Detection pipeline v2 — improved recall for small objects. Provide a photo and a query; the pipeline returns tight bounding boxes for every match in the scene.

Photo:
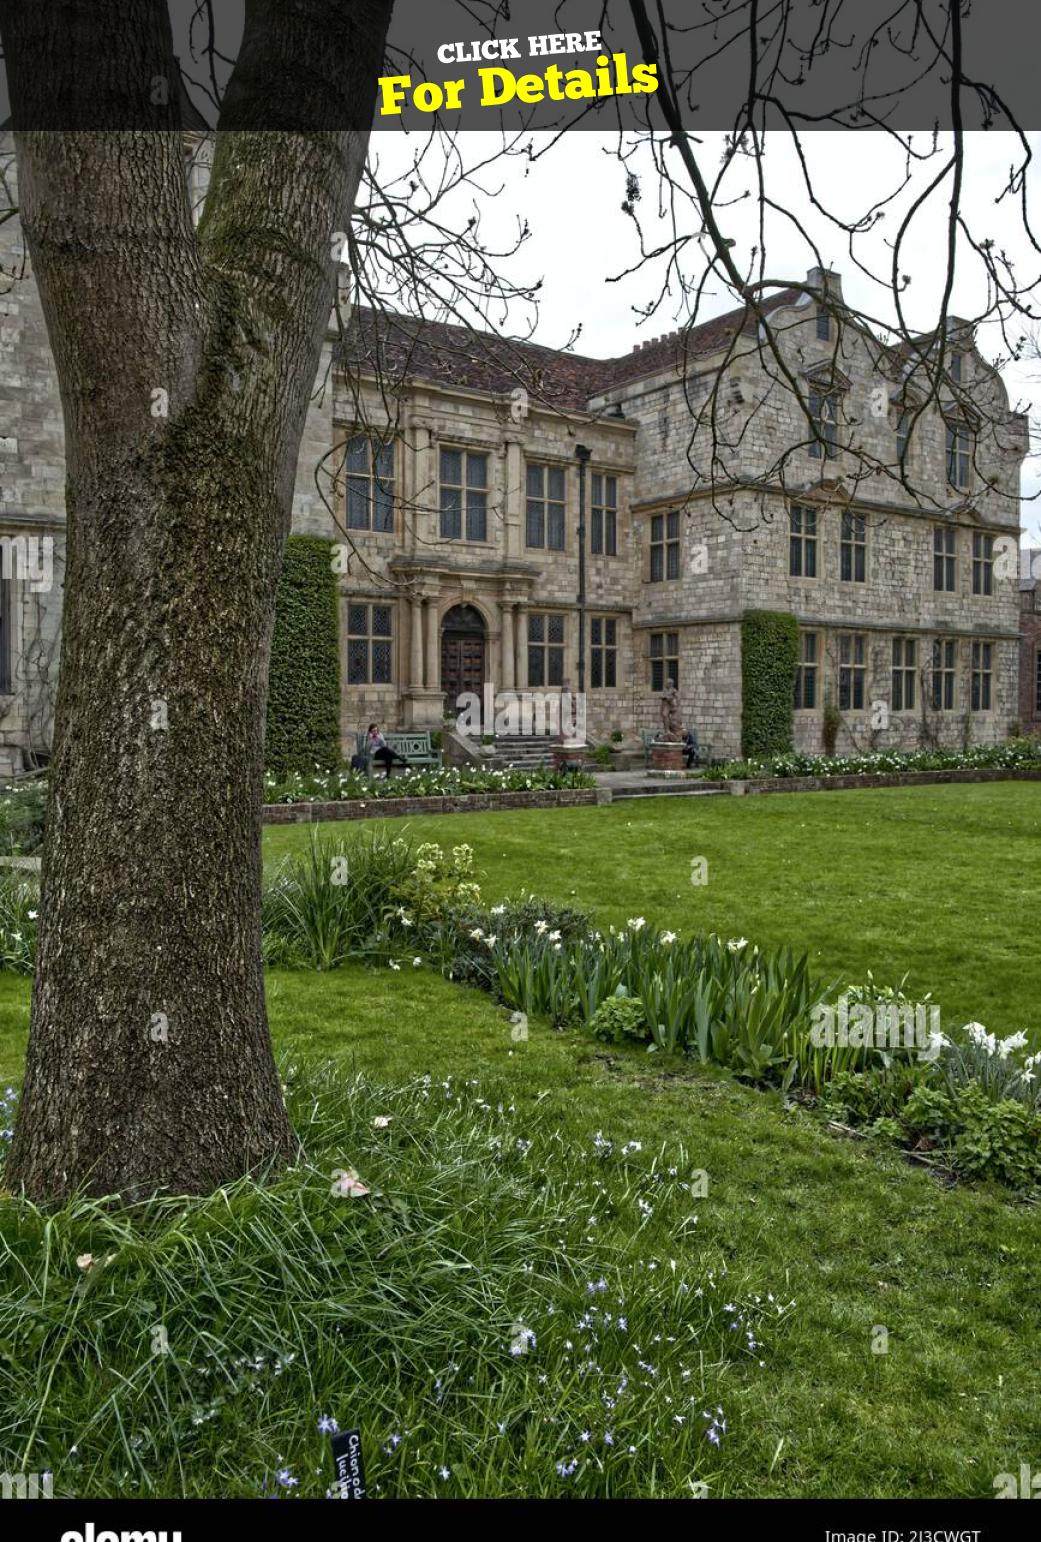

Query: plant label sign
[331,1428,367,1499]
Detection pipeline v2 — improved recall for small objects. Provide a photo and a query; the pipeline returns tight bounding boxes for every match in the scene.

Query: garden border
[692,766,1041,795]
[262,786,608,823]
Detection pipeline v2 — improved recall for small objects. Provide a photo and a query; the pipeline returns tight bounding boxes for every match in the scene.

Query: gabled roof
[338,289,804,411]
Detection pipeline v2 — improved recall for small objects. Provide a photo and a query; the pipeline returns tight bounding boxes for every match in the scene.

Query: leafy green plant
[902,1083,958,1141]
[741,610,799,758]
[951,1095,1041,1187]
[261,829,419,970]
[591,745,614,768]
[265,535,341,774]
[589,992,647,1043]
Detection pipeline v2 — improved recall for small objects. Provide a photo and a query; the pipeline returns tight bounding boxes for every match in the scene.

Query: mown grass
[0,783,1039,1497]
[262,781,1041,1035]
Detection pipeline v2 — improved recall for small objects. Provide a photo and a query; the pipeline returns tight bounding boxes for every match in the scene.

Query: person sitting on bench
[682,729,700,769]
[366,722,410,779]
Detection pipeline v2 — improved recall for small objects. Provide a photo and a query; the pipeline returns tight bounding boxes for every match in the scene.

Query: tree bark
[0,0,392,1200]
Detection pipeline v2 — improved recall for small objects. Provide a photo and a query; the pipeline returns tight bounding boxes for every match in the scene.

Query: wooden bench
[355,730,442,775]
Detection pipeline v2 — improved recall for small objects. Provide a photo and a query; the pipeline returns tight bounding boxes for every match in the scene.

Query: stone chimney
[806,265,843,301]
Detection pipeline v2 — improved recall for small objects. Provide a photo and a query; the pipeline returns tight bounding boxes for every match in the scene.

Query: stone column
[501,602,515,690]
[424,598,439,692]
[409,598,424,688]
[513,603,526,689]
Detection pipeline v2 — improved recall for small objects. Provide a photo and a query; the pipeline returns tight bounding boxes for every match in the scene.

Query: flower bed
[697,737,1041,782]
[264,764,595,803]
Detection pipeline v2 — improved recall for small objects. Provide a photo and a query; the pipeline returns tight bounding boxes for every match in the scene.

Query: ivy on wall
[265,535,341,772]
[741,609,799,758]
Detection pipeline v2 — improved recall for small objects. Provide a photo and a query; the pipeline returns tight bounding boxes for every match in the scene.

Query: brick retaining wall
[263,787,606,823]
[262,767,1041,822]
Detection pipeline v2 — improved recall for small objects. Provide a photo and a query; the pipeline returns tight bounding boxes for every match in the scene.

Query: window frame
[438,445,489,543]
[840,510,867,584]
[972,532,995,596]
[930,637,957,711]
[794,631,819,710]
[837,632,866,711]
[789,504,818,578]
[525,462,566,551]
[649,510,680,582]
[590,473,618,557]
[346,600,394,685]
[649,631,680,694]
[808,389,839,458]
[970,640,993,712]
[933,525,956,592]
[891,636,917,712]
[344,432,396,534]
[946,421,972,490]
[590,615,619,689]
[527,611,566,688]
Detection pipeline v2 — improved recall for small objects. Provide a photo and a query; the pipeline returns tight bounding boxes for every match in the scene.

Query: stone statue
[659,679,683,739]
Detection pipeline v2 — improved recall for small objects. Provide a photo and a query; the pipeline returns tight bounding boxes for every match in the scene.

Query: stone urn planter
[553,742,586,772]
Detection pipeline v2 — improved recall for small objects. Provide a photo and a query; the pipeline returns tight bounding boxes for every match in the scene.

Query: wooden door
[441,632,485,713]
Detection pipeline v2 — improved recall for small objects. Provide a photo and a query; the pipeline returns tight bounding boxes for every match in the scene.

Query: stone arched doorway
[440,603,486,714]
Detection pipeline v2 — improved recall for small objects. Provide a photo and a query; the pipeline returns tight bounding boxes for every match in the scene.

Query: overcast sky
[367,129,1041,543]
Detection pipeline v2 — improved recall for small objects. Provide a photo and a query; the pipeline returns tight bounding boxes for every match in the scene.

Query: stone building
[332,270,1027,759]
[1019,548,1041,737]
[0,222,1028,768]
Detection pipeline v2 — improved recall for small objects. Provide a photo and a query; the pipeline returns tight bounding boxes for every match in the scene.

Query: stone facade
[1019,549,1041,737]
[0,188,1028,770]
[0,148,66,776]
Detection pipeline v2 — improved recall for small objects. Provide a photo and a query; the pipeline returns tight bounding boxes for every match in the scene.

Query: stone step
[611,784,723,800]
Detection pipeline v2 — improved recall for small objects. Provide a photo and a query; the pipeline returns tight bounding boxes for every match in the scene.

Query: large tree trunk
[0,0,391,1201]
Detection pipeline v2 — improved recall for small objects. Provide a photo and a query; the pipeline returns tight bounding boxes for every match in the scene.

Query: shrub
[265,535,341,774]
[741,610,799,758]
[951,1095,1041,1188]
[589,993,647,1044]
[902,1083,958,1142]
[590,745,614,768]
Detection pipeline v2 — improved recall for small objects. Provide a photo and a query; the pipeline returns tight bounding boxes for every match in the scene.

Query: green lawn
[1,783,1038,1497]
[263,781,1040,1035]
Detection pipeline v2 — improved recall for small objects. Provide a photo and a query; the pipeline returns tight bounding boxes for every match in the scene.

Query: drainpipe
[576,443,591,702]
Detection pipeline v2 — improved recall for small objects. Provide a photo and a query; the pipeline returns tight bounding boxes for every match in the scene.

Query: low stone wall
[702,766,1041,796]
[263,787,606,823]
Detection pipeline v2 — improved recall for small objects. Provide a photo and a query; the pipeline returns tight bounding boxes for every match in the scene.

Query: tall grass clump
[261,829,420,969]
[0,871,38,974]
[0,1062,791,1498]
